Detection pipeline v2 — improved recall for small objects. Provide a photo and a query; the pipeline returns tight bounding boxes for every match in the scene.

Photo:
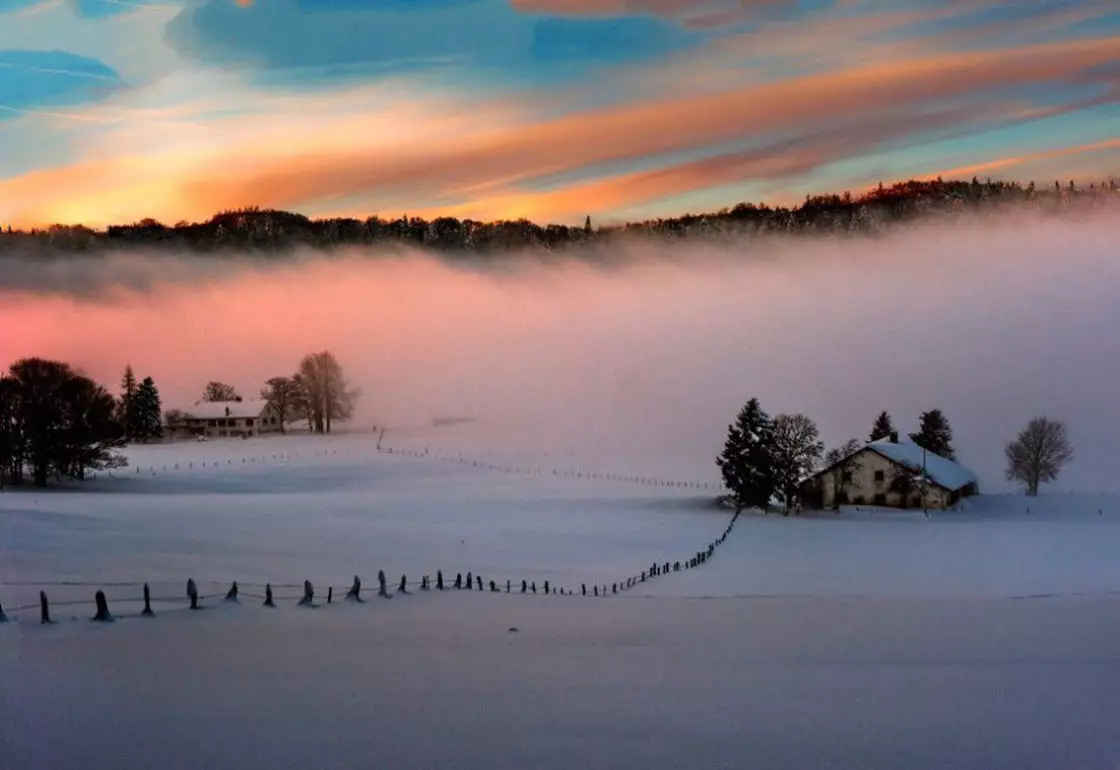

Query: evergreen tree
[716,398,776,512]
[134,377,163,441]
[869,411,895,442]
[909,409,955,460]
[119,365,139,440]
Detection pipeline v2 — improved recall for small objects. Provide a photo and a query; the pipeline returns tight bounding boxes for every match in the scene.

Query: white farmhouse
[178,399,282,440]
[801,434,979,511]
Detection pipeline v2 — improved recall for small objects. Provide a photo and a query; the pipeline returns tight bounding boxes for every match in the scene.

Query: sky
[0,0,1117,228]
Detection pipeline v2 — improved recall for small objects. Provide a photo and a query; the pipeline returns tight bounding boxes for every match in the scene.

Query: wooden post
[0,599,7,623]
[437,571,445,590]
[378,570,389,597]
[489,580,497,592]
[327,586,333,604]
[506,580,511,593]
[544,580,550,595]
[593,586,598,597]
[92,590,113,622]
[455,573,462,590]
[187,578,199,610]
[466,572,473,591]
[521,580,527,594]
[264,583,276,608]
[582,584,586,596]
[225,581,239,601]
[40,591,51,624]
[421,576,430,591]
[531,582,537,594]
[142,583,155,617]
[399,575,409,594]
[476,575,482,591]
[347,575,363,602]
[298,580,315,606]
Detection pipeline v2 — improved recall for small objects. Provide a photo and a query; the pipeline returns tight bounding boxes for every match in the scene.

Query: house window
[873,493,887,506]
[874,470,885,482]
[208,419,217,427]
[245,418,254,427]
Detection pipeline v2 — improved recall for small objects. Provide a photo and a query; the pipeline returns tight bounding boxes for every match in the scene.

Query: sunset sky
[1,0,1118,227]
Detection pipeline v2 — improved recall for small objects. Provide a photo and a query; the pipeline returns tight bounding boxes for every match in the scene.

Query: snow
[3,432,1120,769]
[867,437,979,491]
[181,398,269,419]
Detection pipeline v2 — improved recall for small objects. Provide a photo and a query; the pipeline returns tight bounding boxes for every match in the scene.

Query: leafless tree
[771,414,824,514]
[297,351,360,434]
[260,376,299,434]
[202,381,240,402]
[1005,417,1073,496]
[824,438,863,509]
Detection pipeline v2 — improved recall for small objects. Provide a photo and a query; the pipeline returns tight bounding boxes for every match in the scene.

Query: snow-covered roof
[183,399,270,420]
[865,438,978,491]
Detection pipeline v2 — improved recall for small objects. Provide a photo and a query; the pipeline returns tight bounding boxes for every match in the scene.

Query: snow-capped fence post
[187,579,199,610]
[476,575,482,591]
[378,571,390,598]
[581,584,586,596]
[225,582,239,602]
[298,580,315,607]
[506,580,511,593]
[490,580,497,592]
[521,580,527,594]
[593,586,598,597]
[347,576,363,602]
[421,576,430,591]
[263,583,275,608]
[142,583,155,617]
[531,582,537,594]
[544,581,550,595]
[92,590,113,622]
[40,591,51,624]
[398,575,409,595]
[466,572,473,591]
[455,573,462,590]
[437,571,445,590]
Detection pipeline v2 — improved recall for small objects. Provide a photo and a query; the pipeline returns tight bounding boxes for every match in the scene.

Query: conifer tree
[869,411,895,442]
[909,409,955,460]
[716,398,776,512]
[119,365,139,440]
[134,377,163,441]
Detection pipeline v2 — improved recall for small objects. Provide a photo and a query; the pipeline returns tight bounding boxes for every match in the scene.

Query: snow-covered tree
[771,414,824,513]
[909,409,955,460]
[1005,417,1073,496]
[716,398,775,512]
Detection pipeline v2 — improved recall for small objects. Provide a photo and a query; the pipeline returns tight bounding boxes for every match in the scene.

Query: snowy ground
[3,432,1120,769]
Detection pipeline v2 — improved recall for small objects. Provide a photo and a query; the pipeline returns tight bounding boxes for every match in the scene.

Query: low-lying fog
[3,215,1118,491]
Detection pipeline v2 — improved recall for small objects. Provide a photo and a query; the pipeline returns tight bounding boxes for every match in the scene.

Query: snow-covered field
[4,432,1120,769]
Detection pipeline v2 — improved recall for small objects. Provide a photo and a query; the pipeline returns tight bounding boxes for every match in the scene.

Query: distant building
[800,434,979,511]
[177,399,282,440]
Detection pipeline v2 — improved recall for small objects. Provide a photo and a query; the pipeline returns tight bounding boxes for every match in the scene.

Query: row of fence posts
[0,512,743,626]
[381,444,721,492]
[100,447,347,480]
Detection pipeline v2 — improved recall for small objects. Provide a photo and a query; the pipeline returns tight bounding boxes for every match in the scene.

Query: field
[3,430,1120,769]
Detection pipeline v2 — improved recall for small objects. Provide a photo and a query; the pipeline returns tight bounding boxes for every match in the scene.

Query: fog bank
[3,218,1118,491]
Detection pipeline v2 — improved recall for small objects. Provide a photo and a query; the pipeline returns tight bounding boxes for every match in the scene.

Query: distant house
[800,434,979,511]
[178,399,282,440]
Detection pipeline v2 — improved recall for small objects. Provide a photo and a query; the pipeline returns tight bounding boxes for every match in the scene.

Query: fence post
[298,580,315,606]
[531,582,537,594]
[378,570,390,598]
[226,581,239,601]
[506,580,511,593]
[582,584,586,596]
[40,591,51,624]
[476,575,482,591]
[399,575,409,595]
[521,580,527,594]
[593,586,598,597]
[422,576,430,591]
[544,580,550,595]
[437,571,445,590]
[187,578,199,610]
[0,600,7,623]
[466,572,473,591]
[455,573,462,590]
[92,590,114,622]
[327,586,333,604]
[142,583,155,616]
[347,576,363,602]
[490,580,497,592]
[264,583,275,608]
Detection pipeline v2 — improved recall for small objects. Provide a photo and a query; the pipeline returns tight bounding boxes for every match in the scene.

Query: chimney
[225,406,231,417]
[889,431,899,443]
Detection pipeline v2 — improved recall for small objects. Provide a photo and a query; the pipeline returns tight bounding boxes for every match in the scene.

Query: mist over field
[3,215,1118,491]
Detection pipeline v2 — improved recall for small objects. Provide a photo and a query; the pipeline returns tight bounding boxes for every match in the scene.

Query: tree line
[2,177,1116,257]
[717,401,1073,512]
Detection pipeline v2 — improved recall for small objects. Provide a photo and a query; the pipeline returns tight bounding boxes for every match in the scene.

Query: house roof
[864,438,978,491]
[183,399,270,420]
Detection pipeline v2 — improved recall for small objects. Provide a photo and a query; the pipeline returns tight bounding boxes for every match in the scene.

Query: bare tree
[770,414,824,514]
[297,351,359,434]
[1005,417,1073,496]
[260,376,299,434]
[202,381,240,402]
[824,438,863,510]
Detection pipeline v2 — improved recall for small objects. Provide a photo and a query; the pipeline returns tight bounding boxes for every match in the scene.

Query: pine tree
[119,365,139,440]
[909,409,955,460]
[134,377,163,441]
[869,411,895,442]
[716,398,776,512]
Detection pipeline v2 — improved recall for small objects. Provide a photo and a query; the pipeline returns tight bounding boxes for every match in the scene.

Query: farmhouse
[178,399,282,440]
[801,434,979,511]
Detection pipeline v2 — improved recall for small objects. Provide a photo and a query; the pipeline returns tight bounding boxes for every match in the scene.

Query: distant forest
[2,178,1116,257]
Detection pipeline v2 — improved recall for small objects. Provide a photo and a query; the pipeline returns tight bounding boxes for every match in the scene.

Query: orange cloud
[1,35,1117,228]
